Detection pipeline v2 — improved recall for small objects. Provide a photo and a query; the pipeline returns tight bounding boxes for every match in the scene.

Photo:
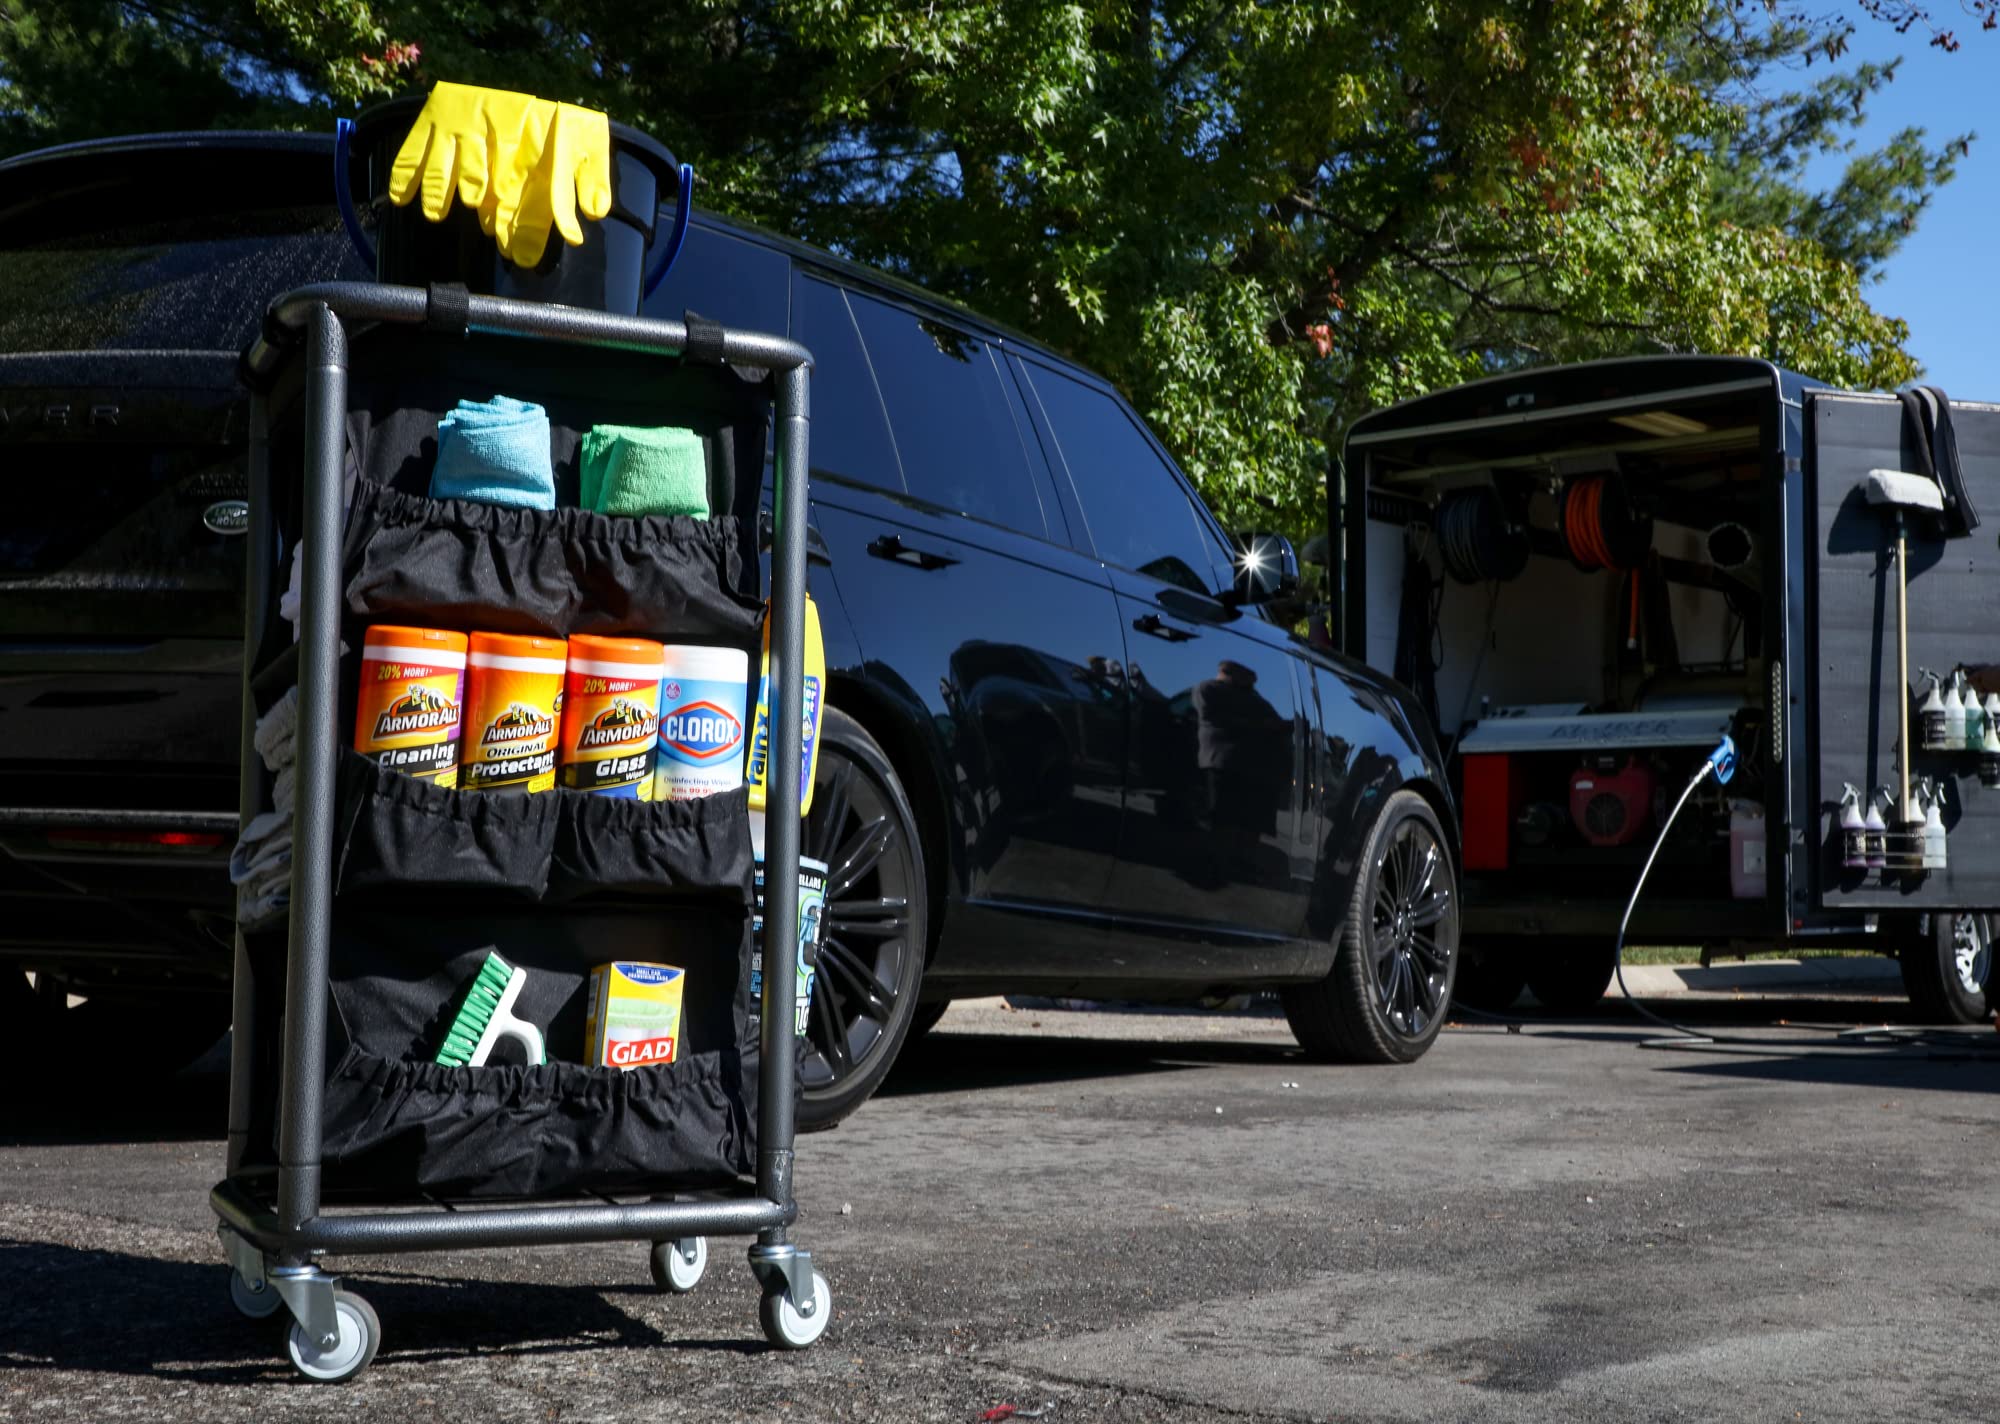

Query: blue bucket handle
[644,162,695,298]
[334,117,378,271]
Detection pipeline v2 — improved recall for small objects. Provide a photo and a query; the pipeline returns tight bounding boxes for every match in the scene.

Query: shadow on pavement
[1463,997,2000,1095]
[880,1028,1296,1102]
[0,1062,227,1148]
[0,1238,758,1382]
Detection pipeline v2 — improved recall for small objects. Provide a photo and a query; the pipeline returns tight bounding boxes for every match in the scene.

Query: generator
[1332,357,2000,1019]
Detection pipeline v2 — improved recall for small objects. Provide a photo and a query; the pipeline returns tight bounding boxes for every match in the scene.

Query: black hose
[1437,488,1527,585]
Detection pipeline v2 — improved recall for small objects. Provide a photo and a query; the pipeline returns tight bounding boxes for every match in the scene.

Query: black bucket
[335,94,690,315]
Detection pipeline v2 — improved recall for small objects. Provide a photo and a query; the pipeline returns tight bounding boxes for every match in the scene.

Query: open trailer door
[1806,389,2000,913]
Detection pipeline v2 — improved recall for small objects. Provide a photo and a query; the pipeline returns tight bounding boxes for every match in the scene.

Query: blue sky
[1822,25,1998,394]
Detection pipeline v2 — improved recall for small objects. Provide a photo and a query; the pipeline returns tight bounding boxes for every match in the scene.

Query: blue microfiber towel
[430,395,556,510]
[579,424,709,519]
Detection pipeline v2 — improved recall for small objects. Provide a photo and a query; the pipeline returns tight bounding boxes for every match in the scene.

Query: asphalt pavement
[3,982,1997,1422]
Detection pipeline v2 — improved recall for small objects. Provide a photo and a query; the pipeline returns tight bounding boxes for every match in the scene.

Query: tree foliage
[0,1,1979,535]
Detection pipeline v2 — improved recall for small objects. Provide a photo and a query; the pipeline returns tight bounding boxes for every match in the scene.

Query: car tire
[1523,939,1619,1014]
[798,708,930,1132]
[1282,789,1457,1064]
[1899,913,1993,1024]
[905,999,951,1044]
[1452,939,1528,1013]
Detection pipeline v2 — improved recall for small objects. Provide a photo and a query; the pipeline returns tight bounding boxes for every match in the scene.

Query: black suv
[0,131,1457,1125]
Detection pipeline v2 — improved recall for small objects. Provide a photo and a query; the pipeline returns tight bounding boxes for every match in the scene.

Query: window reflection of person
[1193,659,1283,838]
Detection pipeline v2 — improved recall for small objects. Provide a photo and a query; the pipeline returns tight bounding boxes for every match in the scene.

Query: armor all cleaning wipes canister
[354,625,468,786]
[654,645,750,801]
[585,961,685,1069]
[462,632,566,793]
[558,634,664,798]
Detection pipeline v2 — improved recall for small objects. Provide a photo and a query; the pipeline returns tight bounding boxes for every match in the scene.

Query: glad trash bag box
[585,961,685,1070]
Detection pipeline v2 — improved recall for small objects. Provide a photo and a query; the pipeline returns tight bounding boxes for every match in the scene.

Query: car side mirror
[1228,531,1300,606]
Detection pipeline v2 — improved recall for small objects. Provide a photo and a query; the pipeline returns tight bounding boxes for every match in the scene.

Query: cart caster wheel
[286,1289,380,1384]
[650,1236,707,1294]
[759,1270,832,1350]
[228,1269,285,1320]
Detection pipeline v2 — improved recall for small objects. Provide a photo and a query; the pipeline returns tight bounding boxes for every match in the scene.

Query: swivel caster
[758,1269,832,1350]
[227,1269,285,1320]
[285,1289,380,1384]
[650,1236,708,1294]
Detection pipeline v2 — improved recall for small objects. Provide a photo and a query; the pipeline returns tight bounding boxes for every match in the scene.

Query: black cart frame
[209,281,821,1368]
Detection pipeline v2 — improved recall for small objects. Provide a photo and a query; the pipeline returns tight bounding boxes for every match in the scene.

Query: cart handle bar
[242,281,811,388]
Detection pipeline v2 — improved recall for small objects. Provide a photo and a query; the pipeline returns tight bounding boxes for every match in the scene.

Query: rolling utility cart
[210,279,825,1381]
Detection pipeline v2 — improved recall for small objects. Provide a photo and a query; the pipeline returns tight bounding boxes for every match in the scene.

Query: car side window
[846,292,1048,538]
[643,222,789,339]
[1022,362,1221,596]
[791,278,902,492]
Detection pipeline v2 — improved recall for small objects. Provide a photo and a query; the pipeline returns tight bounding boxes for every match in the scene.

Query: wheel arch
[824,673,952,967]
[1302,765,1459,977]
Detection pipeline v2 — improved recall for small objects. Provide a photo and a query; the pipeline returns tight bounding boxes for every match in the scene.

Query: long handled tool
[1865,468,1945,844]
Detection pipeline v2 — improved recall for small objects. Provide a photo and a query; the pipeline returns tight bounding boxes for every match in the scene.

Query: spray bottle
[1981,693,2000,787]
[1917,670,1948,751]
[1961,670,1985,752]
[1944,672,1967,750]
[1838,783,1868,871]
[1863,788,1889,874]
[1920,778,1948,872]
[744,593,826,851]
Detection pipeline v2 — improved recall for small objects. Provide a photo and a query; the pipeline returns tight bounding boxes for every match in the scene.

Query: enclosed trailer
[1334,356,1998,1019]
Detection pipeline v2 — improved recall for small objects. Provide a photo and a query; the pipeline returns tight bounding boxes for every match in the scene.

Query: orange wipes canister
[462,632,567,794]
[354,625,468,786]
[558,634,664,799]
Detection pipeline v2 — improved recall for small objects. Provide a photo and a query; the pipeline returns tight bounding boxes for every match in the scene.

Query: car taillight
[41,829,226,852]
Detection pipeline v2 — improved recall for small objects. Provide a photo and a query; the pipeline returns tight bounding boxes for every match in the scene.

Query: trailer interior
[1340,359,2000,1017]
[1341,366,1798,1006]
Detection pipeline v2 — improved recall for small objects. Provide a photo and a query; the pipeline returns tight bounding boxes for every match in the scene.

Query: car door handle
[867,534,958,571]
[1132,613,1198,643]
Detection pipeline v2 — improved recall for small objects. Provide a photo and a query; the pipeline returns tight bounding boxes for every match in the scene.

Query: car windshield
[0,204,360,354]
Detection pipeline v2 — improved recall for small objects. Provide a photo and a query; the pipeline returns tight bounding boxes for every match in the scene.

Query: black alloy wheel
[797,708,929,1131]
[1283,789,1458,1064]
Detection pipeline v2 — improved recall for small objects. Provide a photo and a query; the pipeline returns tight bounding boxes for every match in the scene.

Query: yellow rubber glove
[493,102,613,267]
[474,92,558,239]
[388,82,555,230]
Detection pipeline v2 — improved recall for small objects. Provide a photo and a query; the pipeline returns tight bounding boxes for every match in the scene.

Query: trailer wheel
[1899,913,1993,1025]
[1523,939,1618,1015]
[1283,791,1457,1063]
[1452,940,1527,1013]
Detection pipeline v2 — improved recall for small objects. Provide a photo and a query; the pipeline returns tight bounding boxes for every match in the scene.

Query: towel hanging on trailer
[1897,387,1978,538]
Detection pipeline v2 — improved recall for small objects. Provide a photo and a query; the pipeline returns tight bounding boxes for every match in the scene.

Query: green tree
[0,1,1978,535]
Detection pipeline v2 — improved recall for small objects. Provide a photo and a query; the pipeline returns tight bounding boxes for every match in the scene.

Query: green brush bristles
[435,951,516,1066]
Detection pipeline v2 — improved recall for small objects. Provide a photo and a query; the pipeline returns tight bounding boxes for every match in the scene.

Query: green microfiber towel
[579,424,709,519]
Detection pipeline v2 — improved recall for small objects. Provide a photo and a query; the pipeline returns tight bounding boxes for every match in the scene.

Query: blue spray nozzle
[1709,734,1738,785]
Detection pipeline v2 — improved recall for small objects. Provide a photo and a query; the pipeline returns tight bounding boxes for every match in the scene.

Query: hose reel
[1559,473,1652,572]
[1437,486,1530,585]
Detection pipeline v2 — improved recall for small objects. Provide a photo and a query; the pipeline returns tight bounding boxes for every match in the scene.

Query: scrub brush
[434,950,546,1067]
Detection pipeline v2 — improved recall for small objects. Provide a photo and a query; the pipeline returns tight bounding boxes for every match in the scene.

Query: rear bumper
[0,805,237,988]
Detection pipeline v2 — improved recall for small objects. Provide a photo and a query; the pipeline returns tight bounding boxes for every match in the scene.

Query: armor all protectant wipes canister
[557,634,665,798]
[654,645,751,801]
[462,632,567,793]
[354,625,469,786]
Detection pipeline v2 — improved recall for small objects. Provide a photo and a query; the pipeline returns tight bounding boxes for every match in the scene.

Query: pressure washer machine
[1331,357,1999,1021]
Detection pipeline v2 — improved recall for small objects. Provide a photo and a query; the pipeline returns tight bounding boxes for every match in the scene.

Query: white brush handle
[468,967,547,1066]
